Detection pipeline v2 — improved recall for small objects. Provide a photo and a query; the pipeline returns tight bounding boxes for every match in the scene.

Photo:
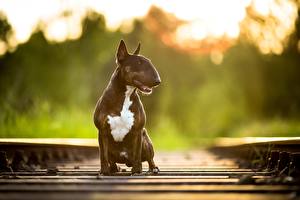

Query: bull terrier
[94,40,161,175]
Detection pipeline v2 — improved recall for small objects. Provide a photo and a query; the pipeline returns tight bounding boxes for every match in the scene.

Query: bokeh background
[0,0,300,149]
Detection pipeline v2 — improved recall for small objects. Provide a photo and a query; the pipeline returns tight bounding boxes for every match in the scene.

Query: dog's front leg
[98,130,110,175]
[131,129,142,175]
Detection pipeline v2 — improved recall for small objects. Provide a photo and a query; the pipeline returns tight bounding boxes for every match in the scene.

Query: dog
[94,40,161,175]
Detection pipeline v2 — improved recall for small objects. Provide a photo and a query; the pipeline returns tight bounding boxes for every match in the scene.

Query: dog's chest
[107,86,135,142]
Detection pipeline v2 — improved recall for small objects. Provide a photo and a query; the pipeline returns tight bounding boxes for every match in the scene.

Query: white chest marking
[107,86,135,142]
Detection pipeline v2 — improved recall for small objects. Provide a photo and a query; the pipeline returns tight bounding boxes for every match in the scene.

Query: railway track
[0,138,299,200]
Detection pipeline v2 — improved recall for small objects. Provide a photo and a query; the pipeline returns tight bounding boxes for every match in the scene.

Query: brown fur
[94,40,161,175]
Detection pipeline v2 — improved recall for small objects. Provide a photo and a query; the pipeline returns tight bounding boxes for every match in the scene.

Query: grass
[232,119,300,137]
[0,104,97,138]
[1,103,300,150]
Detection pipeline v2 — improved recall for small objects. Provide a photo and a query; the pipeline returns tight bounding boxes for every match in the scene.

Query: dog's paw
[131,172,143,176]
[98,172,110,176]
[131,164,143,174]
[99,168,110,176]
[146,166,159,175]
[152,166,159,174]
[110,164,120,173]
[131,166,142,175]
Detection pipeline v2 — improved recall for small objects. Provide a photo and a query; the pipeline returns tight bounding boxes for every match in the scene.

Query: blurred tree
[0,8,300,140]
[0,12,12,43]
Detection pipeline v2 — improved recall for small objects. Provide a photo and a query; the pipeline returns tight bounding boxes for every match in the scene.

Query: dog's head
[116,40,161,95]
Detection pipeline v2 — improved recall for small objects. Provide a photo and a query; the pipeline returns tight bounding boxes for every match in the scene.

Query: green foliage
[0,101,96,138]
[0,13,300,150]
[232,119,300,137]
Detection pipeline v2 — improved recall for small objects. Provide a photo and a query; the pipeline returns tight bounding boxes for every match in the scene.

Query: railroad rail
[0,138,299,200]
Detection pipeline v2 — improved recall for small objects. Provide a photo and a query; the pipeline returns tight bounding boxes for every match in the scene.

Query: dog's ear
[133,43,141,55]
[117,40,129,63]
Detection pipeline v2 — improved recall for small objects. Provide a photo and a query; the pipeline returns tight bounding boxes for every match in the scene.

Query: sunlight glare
[252,0,272,16]
[89,0,152,31]
[0,41,7,55]
[241,0,298,54]
[0,0,298,57]
[154,0,251,43]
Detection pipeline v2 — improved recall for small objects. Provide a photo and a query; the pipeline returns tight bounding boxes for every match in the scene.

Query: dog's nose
[154,78,161,86]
